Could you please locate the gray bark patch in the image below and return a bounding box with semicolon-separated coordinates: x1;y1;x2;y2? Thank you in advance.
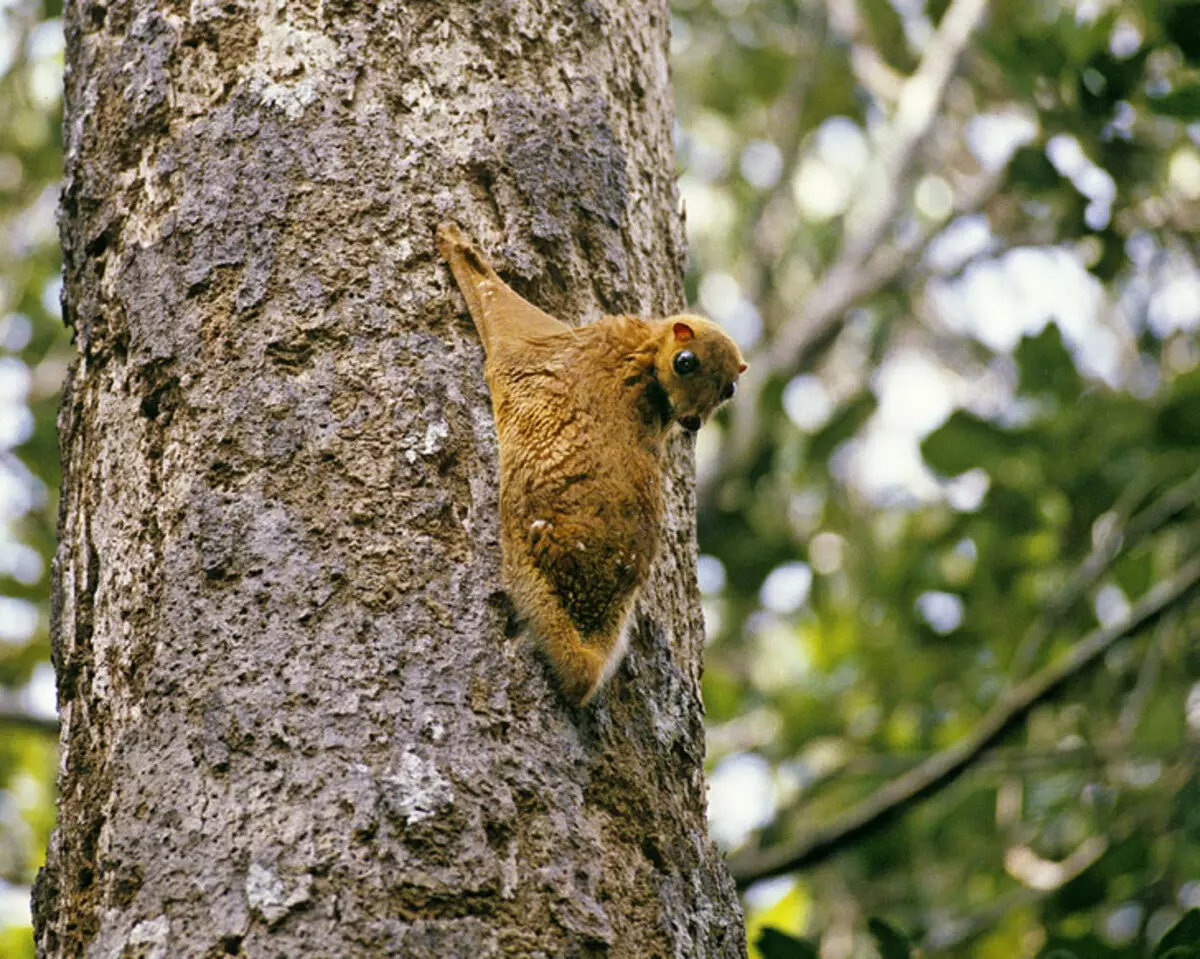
486;89;632;312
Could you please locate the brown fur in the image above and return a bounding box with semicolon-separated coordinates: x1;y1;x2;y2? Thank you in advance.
436;223;745;705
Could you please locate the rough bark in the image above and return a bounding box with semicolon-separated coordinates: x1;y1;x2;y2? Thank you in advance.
34;2;745;957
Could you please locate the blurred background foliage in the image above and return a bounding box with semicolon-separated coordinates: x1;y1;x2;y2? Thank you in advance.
1;0;67;955
1;0;1198;957
675;0;1200;955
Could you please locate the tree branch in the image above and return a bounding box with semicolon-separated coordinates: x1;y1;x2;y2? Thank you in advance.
711;0;992;492
1011;467;1200;676
836;0;991;269
1118;613;1171;739
700;2;995;516
779;741;1198;788
726;554;1200;888
699;169;1002;509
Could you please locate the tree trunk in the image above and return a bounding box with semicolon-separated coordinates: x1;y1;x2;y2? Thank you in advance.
34;2;745;957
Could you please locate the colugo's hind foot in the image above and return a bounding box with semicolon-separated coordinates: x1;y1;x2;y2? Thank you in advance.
540;628;608;707
562;654;607;707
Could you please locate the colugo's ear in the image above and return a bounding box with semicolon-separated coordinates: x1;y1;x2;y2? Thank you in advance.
738;363;748;373
673;321;695;343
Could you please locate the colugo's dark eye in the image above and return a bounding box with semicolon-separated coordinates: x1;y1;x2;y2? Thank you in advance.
721;382;736;401
673;350;699;375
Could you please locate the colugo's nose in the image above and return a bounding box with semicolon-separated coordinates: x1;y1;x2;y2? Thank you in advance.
680;414;702;432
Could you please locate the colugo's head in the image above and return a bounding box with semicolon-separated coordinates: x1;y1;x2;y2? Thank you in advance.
653;314;747;433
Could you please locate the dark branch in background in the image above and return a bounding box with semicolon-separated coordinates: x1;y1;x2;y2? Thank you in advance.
779;742;1198;785
700;0;995;508
0;703;59;735
1010;467;1200;676
925;726;1198;955
726;554;1200;888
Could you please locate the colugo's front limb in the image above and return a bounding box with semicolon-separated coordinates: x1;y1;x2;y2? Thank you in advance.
436;223;570;355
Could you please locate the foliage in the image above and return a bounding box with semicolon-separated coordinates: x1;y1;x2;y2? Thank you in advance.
673;0;1200;955
759;912;1200;958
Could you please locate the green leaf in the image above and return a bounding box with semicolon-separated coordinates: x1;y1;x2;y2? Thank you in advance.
802;47;865;129
1156;909;1200;957
1079;49;1147;116
1146;84;1200;119
757;927;819;959
1016;323;1083;402
741;46;796;104
1112;550;1155;604
1038;933;1128;958
867;917;913;959
1158;369;1200;446
921;411;1014;477
926;0;951;24
859;0;916;72
1171;778;1200;844
0;926;34;959
1008;145;1063;192
1087;229;1127;282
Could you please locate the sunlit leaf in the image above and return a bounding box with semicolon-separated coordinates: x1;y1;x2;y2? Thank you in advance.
921;412;1015;477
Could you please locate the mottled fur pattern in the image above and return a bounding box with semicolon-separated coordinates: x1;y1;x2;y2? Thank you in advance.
437;223;745;705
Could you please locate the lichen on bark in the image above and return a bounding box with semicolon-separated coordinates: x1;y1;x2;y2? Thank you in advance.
35;2;745;956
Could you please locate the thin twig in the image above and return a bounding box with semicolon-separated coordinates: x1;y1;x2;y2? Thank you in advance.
837;0;992;268
1118;612;1172;740
766;0;991;379
782;742;1199;785
726;554;1200;888
713;0;992;491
